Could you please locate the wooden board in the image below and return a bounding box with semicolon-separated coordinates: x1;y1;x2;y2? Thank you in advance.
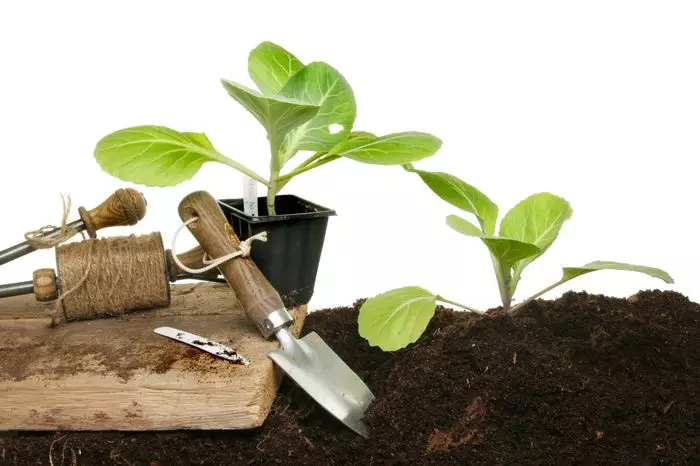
0;282;306;431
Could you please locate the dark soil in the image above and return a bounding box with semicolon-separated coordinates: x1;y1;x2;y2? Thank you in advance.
2;289;699;465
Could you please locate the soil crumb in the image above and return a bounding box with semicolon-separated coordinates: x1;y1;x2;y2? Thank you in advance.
1;290;698;464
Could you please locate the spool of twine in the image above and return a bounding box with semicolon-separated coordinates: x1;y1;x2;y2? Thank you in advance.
52;232;171;324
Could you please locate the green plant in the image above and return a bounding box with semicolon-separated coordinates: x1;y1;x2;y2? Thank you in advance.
358;164;673;351
93;42;441;215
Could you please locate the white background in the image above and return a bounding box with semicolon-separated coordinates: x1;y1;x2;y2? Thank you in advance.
0;1;697;311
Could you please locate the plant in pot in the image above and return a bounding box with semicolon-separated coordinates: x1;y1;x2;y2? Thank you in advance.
93;41;442;304
358;164;674;351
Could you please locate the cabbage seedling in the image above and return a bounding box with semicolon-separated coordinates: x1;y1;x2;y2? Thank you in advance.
358;164;673;351
93;42;441;215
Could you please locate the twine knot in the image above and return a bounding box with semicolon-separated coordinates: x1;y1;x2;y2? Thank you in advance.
25;193;81;249
171;218;267;275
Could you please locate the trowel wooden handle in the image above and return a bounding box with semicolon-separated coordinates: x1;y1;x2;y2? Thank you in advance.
178;191;291;338
78;188;147;238
164;246;220;282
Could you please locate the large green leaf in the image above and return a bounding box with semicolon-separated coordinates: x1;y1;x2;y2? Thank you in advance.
500;193;572;250
358;286;437;351
248;41;304;96
277;61;356;160
406;167;498;235
480;237;542;267
220;79;320;157
330;132;442;165
500;193;573;290
561;261;674;284
94;125;234;186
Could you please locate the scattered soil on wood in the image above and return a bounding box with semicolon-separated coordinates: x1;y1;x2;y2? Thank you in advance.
0;285;261;383
0;321;230;382
1;289;699;465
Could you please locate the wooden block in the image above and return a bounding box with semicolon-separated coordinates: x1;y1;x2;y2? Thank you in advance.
0;282;306;431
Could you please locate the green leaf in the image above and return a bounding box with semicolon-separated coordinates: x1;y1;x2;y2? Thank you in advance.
248;41;304;96
446;215;541;271
358;286;437;351
480;237;542;267
277;62;357;160
561;261;674;284
447;215;541;269
330;132;442;165
406;168;498;235
94;126;229;187
446;214;483;237
499;193;573;291
220;79;320;158
500;193;572;251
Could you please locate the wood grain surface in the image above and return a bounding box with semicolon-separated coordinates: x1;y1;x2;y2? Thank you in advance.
78;188;147;238
178;191;287;332
0;282;306;431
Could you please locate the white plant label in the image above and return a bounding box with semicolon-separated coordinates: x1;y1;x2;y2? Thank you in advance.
243;175;258;217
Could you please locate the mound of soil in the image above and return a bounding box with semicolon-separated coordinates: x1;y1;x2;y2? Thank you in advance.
1;290;698;465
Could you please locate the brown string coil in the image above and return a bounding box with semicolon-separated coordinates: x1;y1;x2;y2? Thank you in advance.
52;232;171;325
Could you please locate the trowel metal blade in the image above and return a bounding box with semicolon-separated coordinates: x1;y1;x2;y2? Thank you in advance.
268;329;375;437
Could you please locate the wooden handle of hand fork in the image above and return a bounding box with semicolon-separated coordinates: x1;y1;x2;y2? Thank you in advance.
177;191;292;339
78;188;147;238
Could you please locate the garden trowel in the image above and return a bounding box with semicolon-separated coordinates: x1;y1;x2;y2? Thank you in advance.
178;191;375;437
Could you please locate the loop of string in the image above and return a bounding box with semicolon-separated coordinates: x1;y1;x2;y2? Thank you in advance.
24;193;83;249
170;217;268;275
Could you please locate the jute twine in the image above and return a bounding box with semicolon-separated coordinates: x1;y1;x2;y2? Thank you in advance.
52;232;170;325
170;217;268;275
24;193;81;249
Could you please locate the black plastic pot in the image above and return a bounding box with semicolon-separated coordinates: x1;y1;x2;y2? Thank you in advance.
218;195;336;306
